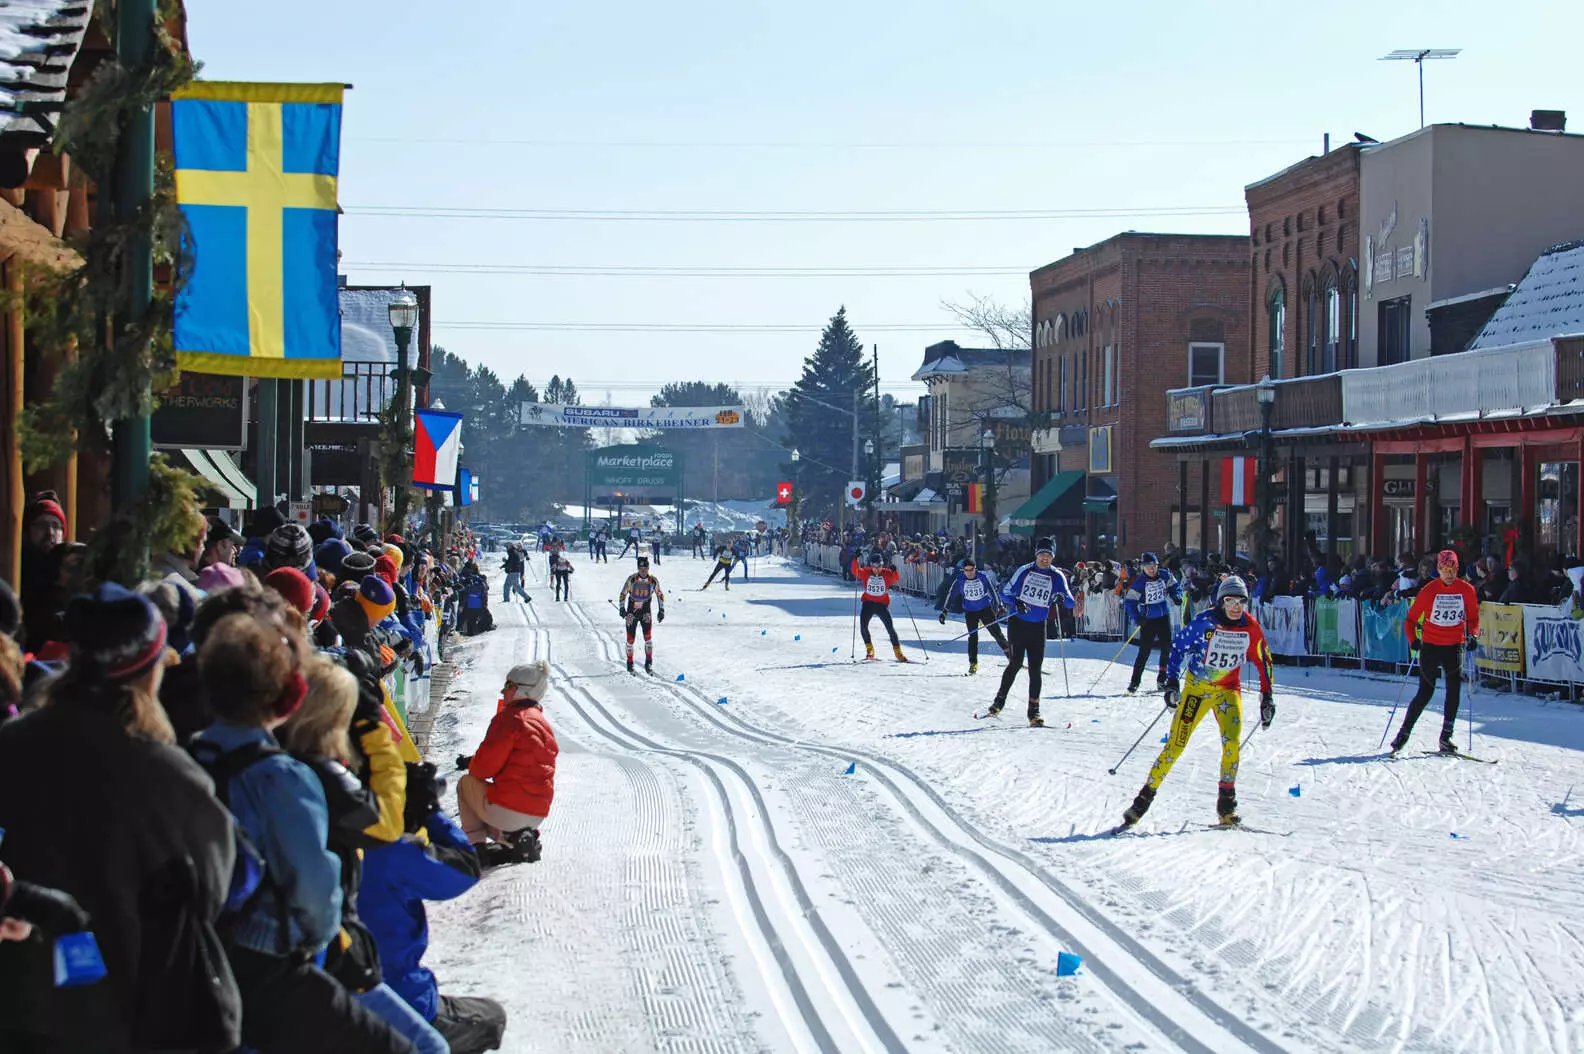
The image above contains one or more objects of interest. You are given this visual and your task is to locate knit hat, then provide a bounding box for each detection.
[382,543,405,571]
[1036,537,1055,556]
[352,522,380,546]
[1437,549,1460,574]
[264,524,313,574]
[24,490,66,530]
[307,517,344,547]
[373,555,400,585]
[355,575,397,625]
[247,507,287,540]
[138,580,197,655]
[314,538,352,581]
[386,534,406,547]
[339,550,377,582]
[505,659,550,702]
[63,583,168,680]
[311,583,331,623]
[197,563,246,592]
[264,567,315,616]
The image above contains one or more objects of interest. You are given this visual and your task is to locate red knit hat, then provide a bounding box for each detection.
[1437,549,1460,574]
[263,567,315,616]
[25,491,65,530]
[373,555,399,586]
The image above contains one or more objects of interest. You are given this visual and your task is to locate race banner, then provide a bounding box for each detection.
[1522,604,1584,683]
[1475,603,1524,675]
[1361,600,1412,663]
[1313,597,1359,656]
[521,403,745,429]
[1256,596,1307,656]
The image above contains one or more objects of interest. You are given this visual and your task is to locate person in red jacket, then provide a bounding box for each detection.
[457,659,558,866]
[1391,549,1481,754]
[852,550,909,662]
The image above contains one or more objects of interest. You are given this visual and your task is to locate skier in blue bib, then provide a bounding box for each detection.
[988,538,1076,726]
[938,557,1009,675]
[1122,551,1183,693]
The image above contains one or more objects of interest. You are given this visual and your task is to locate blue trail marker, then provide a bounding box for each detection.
[843,761,856,775]
[1056,952,1082,977]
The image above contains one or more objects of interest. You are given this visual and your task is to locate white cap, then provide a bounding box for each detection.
[505,659,550,701]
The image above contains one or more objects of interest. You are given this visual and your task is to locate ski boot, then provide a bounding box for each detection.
[1028,699,1043,726]
[1216,785,1240,826]
[968,663,978,675]
[1121,785,1156,828]
[1389,732,1407,755]
[986,696,1005,717]
[865,642,876,660]
[1125,682,1140,695]
[893,644,910,663]
[1156,673,1170,692]
[626,658,635,673]
[644,659,654,675]
[478,828,541,868]
[1437,736,1458,755]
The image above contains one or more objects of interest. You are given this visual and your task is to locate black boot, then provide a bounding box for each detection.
[987,696,1005,716]
[1437,734,1458,754]
[1217,785,1240,826]
[1122,785,1156,826]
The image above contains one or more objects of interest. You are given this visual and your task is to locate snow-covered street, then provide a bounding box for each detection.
[424,552,1584,1054]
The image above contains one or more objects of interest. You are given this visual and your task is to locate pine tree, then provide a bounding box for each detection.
[784,307,879,520]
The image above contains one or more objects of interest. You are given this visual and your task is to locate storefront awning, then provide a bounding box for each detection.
[1083,477,1117,515]
[1008,470,1085,536]
[175,449,251,510]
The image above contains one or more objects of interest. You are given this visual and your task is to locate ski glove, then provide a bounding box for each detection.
[1260,692,1275,729]
[1163,677,1181,709]
[455,753,473,772]
[2,876,89,935]
[657,609,665,623]
[1015,599,1029,615]
[938,612,947,625]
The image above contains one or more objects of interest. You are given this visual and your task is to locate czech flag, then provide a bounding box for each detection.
[413,408,463,490]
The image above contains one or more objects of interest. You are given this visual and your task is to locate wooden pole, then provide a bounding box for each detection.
[5,260,21,586]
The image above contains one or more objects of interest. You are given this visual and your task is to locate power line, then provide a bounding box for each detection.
[342,261,1031,278]
[432,321,962,333]
[342,204,1246,223]
[346,135,1313,151]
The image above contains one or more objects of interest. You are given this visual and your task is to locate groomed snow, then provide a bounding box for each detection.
[423,551,1584,1053]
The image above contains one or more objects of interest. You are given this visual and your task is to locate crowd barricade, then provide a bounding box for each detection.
[895,559,947,599]
[1075,590,1126,641]
[802,543,845,575]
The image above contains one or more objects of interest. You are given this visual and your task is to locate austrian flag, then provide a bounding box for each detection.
[413,408,463,490]
[1221,456,1256,506]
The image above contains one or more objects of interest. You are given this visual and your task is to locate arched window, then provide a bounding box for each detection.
[1321,265,1340,374]
[1267,281,1286,380]
[1342,263,1359,370]
[1302,273,1318,376]
[1054,314,1067,345]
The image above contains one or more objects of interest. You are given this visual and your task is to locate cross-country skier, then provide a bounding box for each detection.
[1391,548,1480,755]
[1120,575,1274,829]
[617,556,667,673]
[593,529,608,564]
[550,553,574,602]
[731,537,751,581]
[1123,551,1182,693]
[692,523,707,558]
[502,543,530,603]
[986,539,1075,725]
[702,545,734,590]
[939,557,1008,674]
[854,551,909,662]
[618,526,641,559]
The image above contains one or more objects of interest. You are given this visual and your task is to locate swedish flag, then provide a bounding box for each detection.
[171,82,344,379]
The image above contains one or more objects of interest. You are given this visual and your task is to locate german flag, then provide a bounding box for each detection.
[966,483,984,513]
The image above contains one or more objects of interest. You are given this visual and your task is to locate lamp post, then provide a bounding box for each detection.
[1256,375,1276,566]
[863,438,875,530]
[386,286,420,534]
[978,428,997,562]
[790,448,801,549]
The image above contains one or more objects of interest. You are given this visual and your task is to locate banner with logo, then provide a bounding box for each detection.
[1257,596,1307,656]
[1361,600,1412,663]
[1522,605,1584,682]
[1313,597,1359,656]
[522,403,744,429]
[1475,603,1524,675]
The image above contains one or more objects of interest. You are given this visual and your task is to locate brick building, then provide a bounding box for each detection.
[1027,233,1250,559]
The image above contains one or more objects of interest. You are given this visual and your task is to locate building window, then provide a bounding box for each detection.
[1322,272,1340,374]
[1102,345,1117,406]
[1380,296,1412,365]
[1057,356,1067,412]
[1303,273,1319,375]
[1283,216,1292,236]
[1318,205,1328,225]
[1265,222,1273,242]
[1188,343,1224,387]
[1267,283,1286,379]
[1343,265,1359,369]
[1337,224,1346,254]
[1078,353,1087,410]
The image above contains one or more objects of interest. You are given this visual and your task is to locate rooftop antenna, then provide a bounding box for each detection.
[1380,49,1461,129]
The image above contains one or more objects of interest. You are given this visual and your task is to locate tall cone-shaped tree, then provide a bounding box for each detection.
[783,308,879,522]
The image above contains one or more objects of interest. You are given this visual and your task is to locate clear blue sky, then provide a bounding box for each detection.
[187,0,1581,405]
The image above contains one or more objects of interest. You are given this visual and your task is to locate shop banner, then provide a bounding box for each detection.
[1313,598,1360,656]
[521,403,744,429]
[1361,600,1411,663]
[1475,603,1525,675]
[1257,596,1307,656]
[1522,605,1584,683]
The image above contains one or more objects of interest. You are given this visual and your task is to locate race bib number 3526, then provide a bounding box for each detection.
[865,577,888,597]
[1204,630,1249,671]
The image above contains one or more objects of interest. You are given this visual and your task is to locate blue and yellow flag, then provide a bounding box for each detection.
[171,82,344,379]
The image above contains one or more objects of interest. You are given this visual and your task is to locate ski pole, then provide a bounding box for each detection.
[937,611,1015,645]
[850,584,860,661]
[1056,627,1071,696]
[1466,643,1477,751]
[1240,719,1261,752]
[1107,704,1170,775]
[1081,625,1141,696]
[900,592,930,663]
[1378,656,1420,749]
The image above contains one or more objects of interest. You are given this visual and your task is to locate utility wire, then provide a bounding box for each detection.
[343,204,1245,223]
[342,261,1031,278]
[431,321,962,333]
[346,135,1313,151]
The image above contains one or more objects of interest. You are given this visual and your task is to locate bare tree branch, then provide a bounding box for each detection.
[940,292,1032,351]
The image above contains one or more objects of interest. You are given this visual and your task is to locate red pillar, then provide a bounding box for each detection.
[1519,444,1536,557]
[1462,438,1481,529]
[1413,453,1428,555]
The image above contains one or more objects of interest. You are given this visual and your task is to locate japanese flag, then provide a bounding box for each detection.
[846,481,867,506]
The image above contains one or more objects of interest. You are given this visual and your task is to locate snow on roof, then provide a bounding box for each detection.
[910,340,1029,382]
[0,1,92,143]
[1469,239,1584,351]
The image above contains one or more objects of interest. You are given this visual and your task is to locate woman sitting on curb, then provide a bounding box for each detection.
[455,660,558,867]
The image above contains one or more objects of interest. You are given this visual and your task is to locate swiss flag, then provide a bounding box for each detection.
[1221,456,1256,506]
[775,481,793,505]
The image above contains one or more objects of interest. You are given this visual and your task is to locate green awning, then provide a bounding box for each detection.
[1008,470,1085,536]
[1083,495,1117,514]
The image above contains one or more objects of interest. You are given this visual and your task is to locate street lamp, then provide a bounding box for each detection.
[387,285,420,533]
[863,438,876,530]
[1256,375,1277,566]
[790,448,801,548]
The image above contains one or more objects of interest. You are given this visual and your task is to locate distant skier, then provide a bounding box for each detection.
[1391,549,1480,755]
[732,537,751,581]
[1120,575,1274,830]
[550,553,574,601]
[594,529,608,564]
[502,542,531,603]
[702,545,734,590]
[619,526,641,559]
[986,539,1075,726]
[692,523,707,558]
[854,551,908,662]
[1123,551,1182,693]
[543,534,560,578]
[939,557,1008,674]
[618,556,667,673]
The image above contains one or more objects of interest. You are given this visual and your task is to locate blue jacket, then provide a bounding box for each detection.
[1002,562,1076,623]
[359,811,479,1023]
[1124,570,1182,621]
[945,570,1002,613]
[192,721,342,955]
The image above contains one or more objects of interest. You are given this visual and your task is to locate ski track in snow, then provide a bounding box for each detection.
[423,552,1584,1053]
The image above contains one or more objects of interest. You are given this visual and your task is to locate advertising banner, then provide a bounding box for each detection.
[1361,600,1411,663]
[1522,605,1584,683]
[1475,603,1525,675]
[1313,598,1359,656]
[1257,596,1307,656]
[523,403,744,429]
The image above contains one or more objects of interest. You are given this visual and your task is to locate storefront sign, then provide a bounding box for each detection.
[1374,249,1395,284]
[151,371,247,450]
[1382,477,1436,498]
[1475,603,1525,675]
[1168,389,1208,432]
[1088,426,1113,474]
[1523,606,1584,683]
